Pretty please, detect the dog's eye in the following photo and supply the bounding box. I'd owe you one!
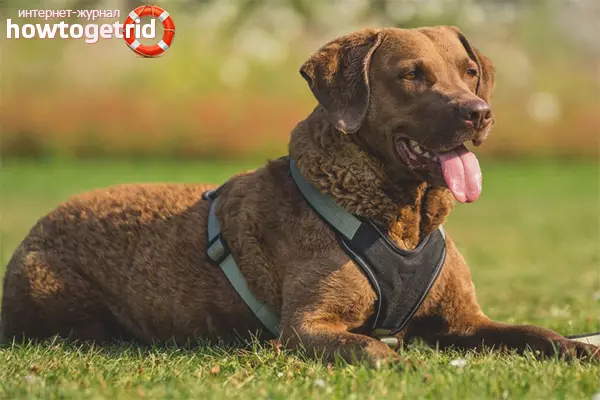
[402,70,419,81]
[466,68,478,77]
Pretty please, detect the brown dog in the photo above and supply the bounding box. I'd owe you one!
[1,26,598,364]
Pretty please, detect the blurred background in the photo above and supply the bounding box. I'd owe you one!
[1,0,599,159]
[0,0,598,334]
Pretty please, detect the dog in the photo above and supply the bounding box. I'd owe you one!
[1,26,598,365]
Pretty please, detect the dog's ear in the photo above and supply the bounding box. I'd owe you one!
[300,29,384,134]
[449,26,496,104]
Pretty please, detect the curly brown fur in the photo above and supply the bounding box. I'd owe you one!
[289,107,454,249]
[2,26,598,364]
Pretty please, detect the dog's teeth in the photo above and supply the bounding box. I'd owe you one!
[408,140,425,155]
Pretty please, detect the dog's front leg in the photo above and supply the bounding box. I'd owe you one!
[279,260,401,366]
[403,237,600,361]
[280,318,400,366]
[433,319,600,361]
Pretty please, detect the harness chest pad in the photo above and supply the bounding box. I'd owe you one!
[340,222,446,336]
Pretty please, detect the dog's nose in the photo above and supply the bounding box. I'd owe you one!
[459,99,492,130]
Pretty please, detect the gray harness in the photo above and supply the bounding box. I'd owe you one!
[205,158,447,339]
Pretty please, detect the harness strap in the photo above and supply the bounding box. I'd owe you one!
[206,197,281,337]
[289,159,361,240]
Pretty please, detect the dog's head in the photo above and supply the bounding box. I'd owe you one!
[300,26,496,203]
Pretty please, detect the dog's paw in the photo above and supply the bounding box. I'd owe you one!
[359,340,399,368]
[363,341,421,370]
[554,339,600,362]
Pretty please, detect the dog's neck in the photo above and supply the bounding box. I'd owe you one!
[288,107,454,250]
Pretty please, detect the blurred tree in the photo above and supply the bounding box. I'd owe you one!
[125,0,144,11]
[186,0,465,34]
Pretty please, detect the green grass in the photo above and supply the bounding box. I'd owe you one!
[1,159,599,399]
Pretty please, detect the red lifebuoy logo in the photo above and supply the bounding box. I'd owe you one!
[122,5,175,58]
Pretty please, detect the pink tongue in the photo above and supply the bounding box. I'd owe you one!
[436,145,482,203]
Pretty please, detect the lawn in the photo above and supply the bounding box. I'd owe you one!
[0,159,599,399]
